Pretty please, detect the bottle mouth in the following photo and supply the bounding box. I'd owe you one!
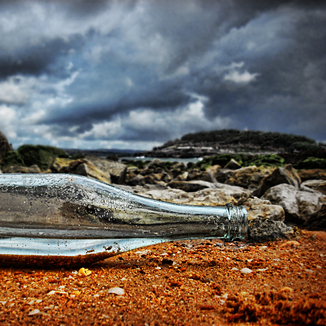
[225,203,248,240]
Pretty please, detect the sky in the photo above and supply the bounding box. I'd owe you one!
[0,0,325,150]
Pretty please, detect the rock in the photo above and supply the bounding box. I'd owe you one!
[0,131,13,164]
[51,157,76,173]
[303,204,326,230]
[175,171,188,181]
[298,169,326,182]
[167,180,213,192]
[245,196,285,221]
[68,159,111,184]
[224,159,241,170]
[300,180,326,195]
[188,170,216,182]
[17,145,68,171]
[85,155,127,184]
[262,184,326,223]
[253,164,301,197]
[248,218,294,242]
[189,184,250,206]
[3,164,42,173]
[128,174,157,186]
[144,158,163,169]
[206,165,221,181]
[224,166,267,190]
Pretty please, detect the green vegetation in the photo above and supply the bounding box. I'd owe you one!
[17,145,68,170]
[195,153,286,169]
[1,151,25,169]
[179,129,316,149]
[293,157,326,170]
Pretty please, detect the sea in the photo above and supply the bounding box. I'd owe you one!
[118,156,203,164]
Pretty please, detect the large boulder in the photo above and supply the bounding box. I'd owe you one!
[262,184,326,223]
[17,145,68,171]
[68,159,111,184]
[253,164,301,197]
[0,131,13,164]
[85,155,127,184]
[3,164,41,173]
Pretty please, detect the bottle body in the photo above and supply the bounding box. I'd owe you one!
[0,174,247,263]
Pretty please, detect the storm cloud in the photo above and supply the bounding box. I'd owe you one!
[0,0,325,150]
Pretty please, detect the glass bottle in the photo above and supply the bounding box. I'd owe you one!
[0,174,247,266]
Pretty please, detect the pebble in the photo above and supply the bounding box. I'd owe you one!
[108,287,125,295]
[28,309,40,316]
[240,268,253,274]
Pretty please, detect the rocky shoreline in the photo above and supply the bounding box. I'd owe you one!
[1,132,326,243]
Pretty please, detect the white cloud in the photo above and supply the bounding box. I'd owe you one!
[224,70,259,83]
[0,105,17,139]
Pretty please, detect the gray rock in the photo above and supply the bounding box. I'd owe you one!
[248,218,294,242]
[245,196,285,221]
[262,184,326,223]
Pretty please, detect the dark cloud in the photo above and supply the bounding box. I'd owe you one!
[0,0,325,149]
[0,34,85,79]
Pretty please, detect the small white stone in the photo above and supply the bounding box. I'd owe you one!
[108,287,125,295]
[231,267,239,271]
[28,309,40,316]
[240,268,253,274]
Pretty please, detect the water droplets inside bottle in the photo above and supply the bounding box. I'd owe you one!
[0,174,248,266]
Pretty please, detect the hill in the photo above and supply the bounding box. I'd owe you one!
[137,129,321,158]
